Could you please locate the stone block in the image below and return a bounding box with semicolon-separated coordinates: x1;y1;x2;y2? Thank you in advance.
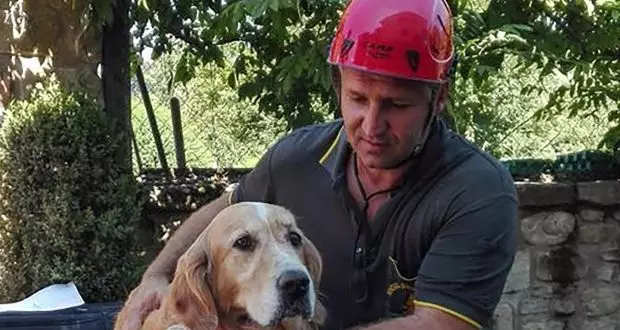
577;181;620;206
594;263;619;283
519;296;550;315
516;182;576;207
535;247;588;282
521;320;565;330
504;250;530;293
599;237;620;263
600;251;620;262
581;318;620;330
530;283;555;297
522;212;576;245
613;210;620;221
491;303;514;330
579;223;609;244
581;286;620;316
580;208;605;222
550;297;575;315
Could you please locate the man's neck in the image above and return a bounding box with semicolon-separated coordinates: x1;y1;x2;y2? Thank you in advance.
346;152;413;221
355;155;412;193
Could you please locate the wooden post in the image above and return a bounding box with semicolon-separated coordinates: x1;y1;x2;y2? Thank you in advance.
170;97;186;170
135;64;169;170
131;123;144;173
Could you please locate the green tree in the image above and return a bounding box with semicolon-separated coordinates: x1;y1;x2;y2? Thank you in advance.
86;0;619;152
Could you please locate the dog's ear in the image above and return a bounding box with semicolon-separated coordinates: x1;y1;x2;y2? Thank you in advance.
302;237;322;287
302;237;327;326
167;245;219;329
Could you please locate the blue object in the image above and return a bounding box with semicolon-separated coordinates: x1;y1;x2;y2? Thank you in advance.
0;302;122;330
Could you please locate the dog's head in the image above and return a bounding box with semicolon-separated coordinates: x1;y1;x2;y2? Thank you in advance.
168;202;324;329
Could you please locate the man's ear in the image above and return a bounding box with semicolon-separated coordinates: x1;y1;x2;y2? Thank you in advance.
435;82;450;115
167;246;218;329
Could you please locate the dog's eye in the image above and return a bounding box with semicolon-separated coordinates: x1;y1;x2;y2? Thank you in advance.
289;232;302;247
233;234;255;251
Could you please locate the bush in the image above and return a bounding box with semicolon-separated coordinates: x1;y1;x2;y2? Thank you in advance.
0;77;145;303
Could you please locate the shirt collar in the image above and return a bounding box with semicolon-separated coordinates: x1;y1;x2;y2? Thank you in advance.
318;118;451;188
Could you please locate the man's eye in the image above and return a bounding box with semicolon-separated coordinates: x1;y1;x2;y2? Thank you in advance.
391;102;411;108
349;95;366;103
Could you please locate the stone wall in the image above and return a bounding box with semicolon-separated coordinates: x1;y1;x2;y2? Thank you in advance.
0;0;101;110
491;180;620;330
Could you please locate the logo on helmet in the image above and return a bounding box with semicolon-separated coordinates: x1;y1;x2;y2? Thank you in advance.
339;38;355;60
406;50;420;72
364;41;393;59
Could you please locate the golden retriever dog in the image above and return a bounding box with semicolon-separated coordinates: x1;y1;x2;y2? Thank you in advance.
115;202;326;330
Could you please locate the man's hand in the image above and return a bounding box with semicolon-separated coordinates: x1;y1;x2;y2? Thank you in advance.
114;275;170;330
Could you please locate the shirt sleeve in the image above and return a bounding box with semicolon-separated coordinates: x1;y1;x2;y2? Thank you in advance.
414;193;519;329
229;142;278;205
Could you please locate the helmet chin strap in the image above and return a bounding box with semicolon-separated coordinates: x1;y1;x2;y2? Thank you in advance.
376;85;440;170
381;101;437;170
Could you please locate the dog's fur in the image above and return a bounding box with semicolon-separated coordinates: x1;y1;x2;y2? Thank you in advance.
115;202;326;330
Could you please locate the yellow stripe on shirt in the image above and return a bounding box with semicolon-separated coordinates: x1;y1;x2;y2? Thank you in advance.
319;127;343;165
413;300;482;329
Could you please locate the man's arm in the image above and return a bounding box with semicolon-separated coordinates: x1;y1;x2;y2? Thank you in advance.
143;191;232;281
359;305;477;330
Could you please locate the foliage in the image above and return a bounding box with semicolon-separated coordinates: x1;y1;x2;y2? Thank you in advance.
448;0;619;150
0;77;145;303
75;0;619;165
131;46;290;169
120;0;619;147
126;0;343;130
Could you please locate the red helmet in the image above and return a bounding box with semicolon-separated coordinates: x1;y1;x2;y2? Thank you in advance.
328;0;455;83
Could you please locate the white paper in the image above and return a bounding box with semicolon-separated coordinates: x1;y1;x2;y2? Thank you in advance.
0;282;85;312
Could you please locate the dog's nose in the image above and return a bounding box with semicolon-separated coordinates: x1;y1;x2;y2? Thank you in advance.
277;270;310;301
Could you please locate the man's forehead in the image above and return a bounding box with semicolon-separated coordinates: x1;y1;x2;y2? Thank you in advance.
339;66;430;94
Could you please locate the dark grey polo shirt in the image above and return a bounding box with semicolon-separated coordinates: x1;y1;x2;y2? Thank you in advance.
229;117;518;329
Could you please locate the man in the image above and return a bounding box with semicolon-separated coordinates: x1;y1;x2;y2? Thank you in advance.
119;0;518;329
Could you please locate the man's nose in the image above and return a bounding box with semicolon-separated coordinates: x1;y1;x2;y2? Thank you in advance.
361;103;386;137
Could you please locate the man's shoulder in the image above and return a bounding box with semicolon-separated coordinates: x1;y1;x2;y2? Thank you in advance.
270;119;344;162
443;132;516;194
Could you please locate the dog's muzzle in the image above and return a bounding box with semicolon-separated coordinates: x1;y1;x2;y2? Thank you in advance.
276;269;313;319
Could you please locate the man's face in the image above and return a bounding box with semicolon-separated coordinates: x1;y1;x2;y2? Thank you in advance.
339;67;432;169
